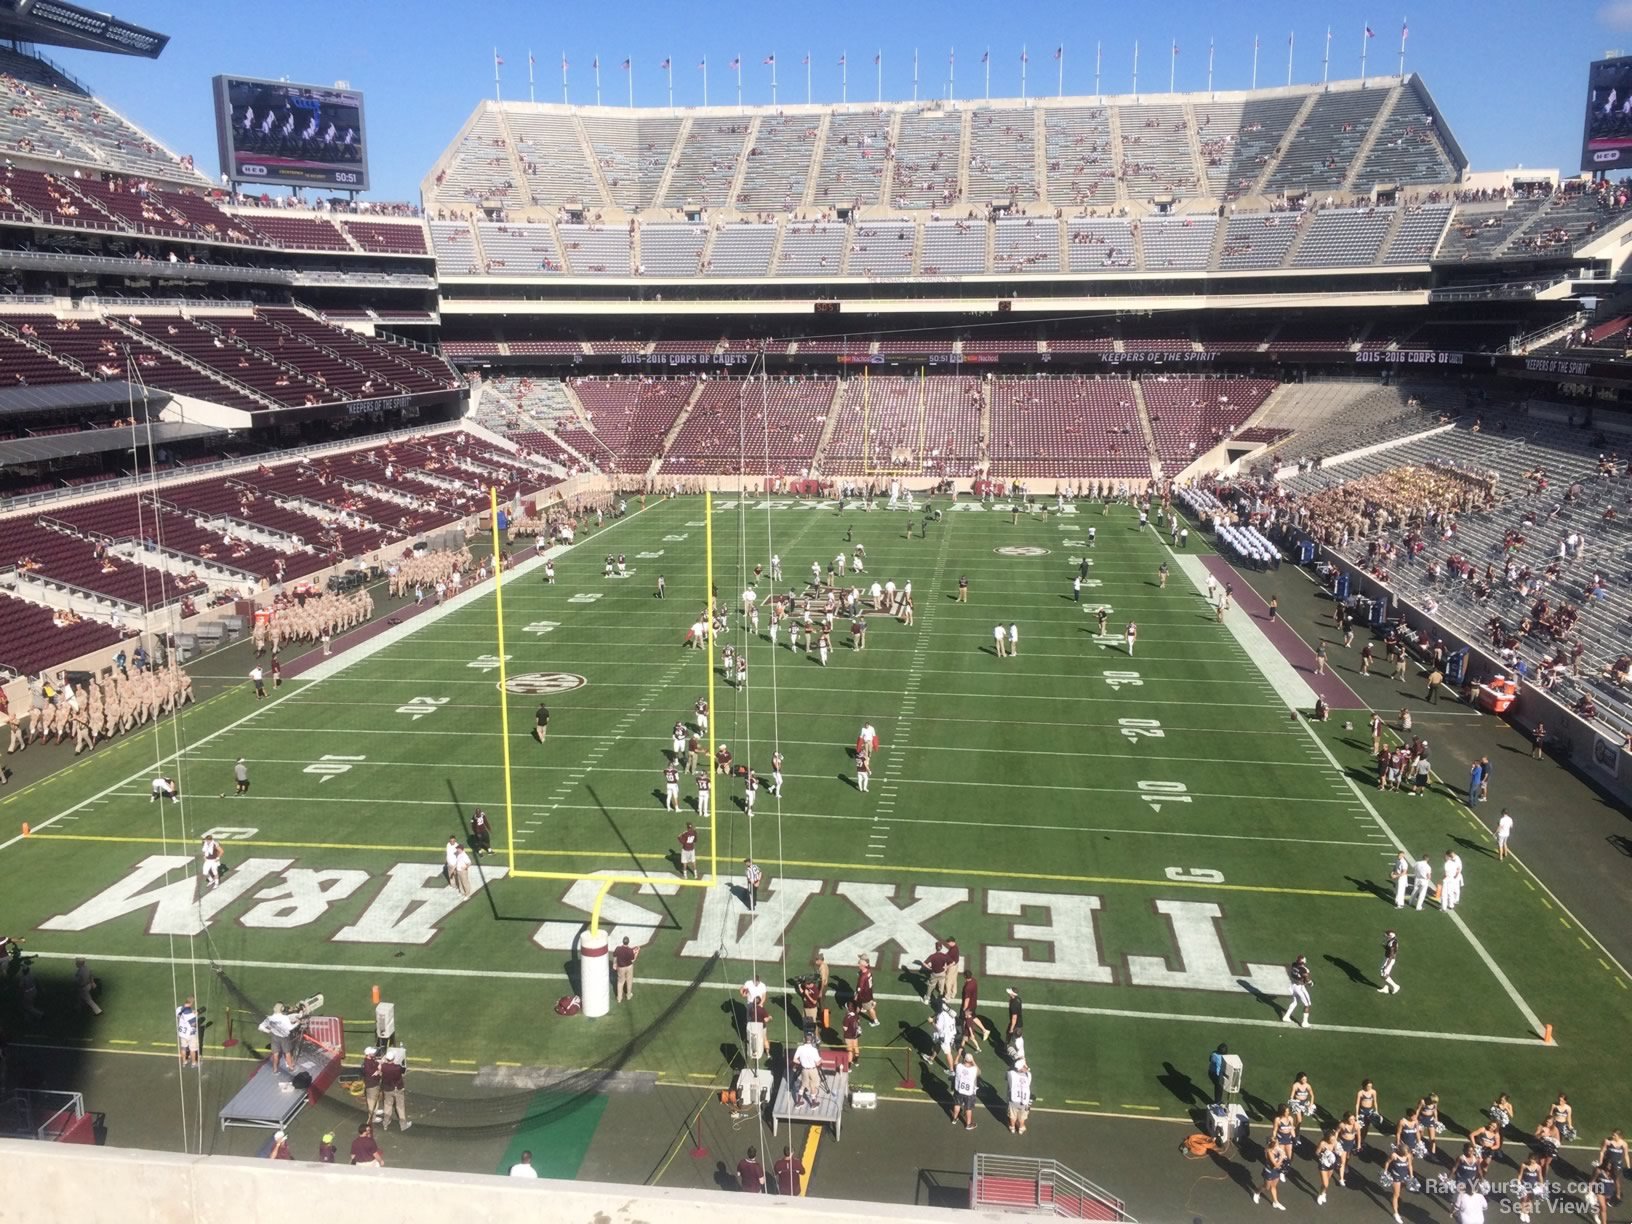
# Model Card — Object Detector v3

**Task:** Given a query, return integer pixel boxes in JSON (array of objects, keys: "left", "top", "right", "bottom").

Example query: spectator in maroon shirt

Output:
[
  {"left": 920, "top": 941, "right": 948, "bottom": 1001},
  {"left": 349, "top": 1121, "right": 383, "bottom": 1166},
  {"left": 268, "top": 1129, "right": 292, "bottom": 1160},
  {"left": 773, "top": 1145, "right": 806, "bottom": 1195},
  {"left": 317, "top": 1132, "right": 337, "bottom": 1163},
  {"left": 737, "top": 1145, "right": 765, "bottom": 1192},
  {"left": 797, "top": 976, "right": 821, "bottom": 1029},
  {"left": 960, "top": 969, "right": 992, "bottom": 1052}
]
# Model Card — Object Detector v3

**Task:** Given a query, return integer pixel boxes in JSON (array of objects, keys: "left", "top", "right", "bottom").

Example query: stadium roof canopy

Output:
[
  {"left": 0, "top": 379, "right": 168, "bottom": 419},
  {"left": 0, "top": 0, "right": 167, "bottom": 58}
]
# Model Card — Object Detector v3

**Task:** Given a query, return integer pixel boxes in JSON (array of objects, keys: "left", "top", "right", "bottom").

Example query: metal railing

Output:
[{"left": 970, "top": 1153, "right": 1136, "bottom": 1221}]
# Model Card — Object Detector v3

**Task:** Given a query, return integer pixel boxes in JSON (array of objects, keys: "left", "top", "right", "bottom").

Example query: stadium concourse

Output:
[{"left": 1, "top": 18, "right": 1631, "bottom": 1224}]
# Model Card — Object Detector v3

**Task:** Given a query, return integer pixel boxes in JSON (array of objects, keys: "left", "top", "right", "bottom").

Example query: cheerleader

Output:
[
  {"left": 1334, "top": 1112, "right": 1361, "bottom": 1186},
  {"left": 1417, "top": 1093, "right": 1444, "bottom": 1160},
  {"left": 1381, "top": 1143, "right": 1416, "bottom": 1224},
  {"left": 1355, "top": 1079, "right": 1383, "bottom": 1148},
  {"left": 1313, "top": 1130, "right": 1340, "bottom": 1206},
  {"left": 1595, "top": 1129, "right": 1626, "bottom": 1205},
  {"left": 1515, "top": 1151, "right": 1547, "bottom": 1223},
  {"left": 1546, "top": 1093, "right": 1577, "bottom": 1142},
  {"left": 1286, "top": 1073, "right": 1316, "bottom": 1147},
  {"left": 1396, "top": 1105, "right": 1428, "bottom": 1160},
  {"left": 1487, "top": 1092, "right": 1515, "bottom": 1132},
  {"left": 1470, "top": 1117, "right": 1503, "bottom": 1175},
  {"left": 1452, "top": 1143, "right": 1482, "bottom": 1195},
  {"left": 1588, "top": 1163, "right": 1615, "bottom": 1224},
  {"left": 1534, "top": 1116, "right": 1562, "bottom": 1182},
  {"left": 1252, "top": 1138, "right": 1289, "bottom": 1210},
  {"left": 1271, "top": 1105, "right": 1298, "bottom": 1163}
]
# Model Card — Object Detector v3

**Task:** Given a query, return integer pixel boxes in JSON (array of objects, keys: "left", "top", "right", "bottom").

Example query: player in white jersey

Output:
[
  {"left": 1377, "top": 930, "right": 1400, "bottom": 994},
  {"left": 200, "top": 835, "right": 223, "bottom": 889},
  {"left": 768, "top": 613, "right": 780, "bottom": 648},
  {"left": 1283, "top": 954, "right": 1314, "bottom": 1027},
  {"left": 1124, "top": 621, "right": 1138, "bottom": 656},
  {"left": 770, "top": 554, "right": 782, "bottom": 582},
  {"left": 743, "top": 771, "right": 758, "bottom": 817},
  {"left": 736, "top": 654, "right": 748, "bottom": 688},
  {"left": 770, "top": 751, "right": 784, "bottom": 796},
  {"left": 664, "top": 764, "right": 681, "bottom": 811},
  {"left": 1495, "top": 809, "right": 1513, "bottom": 860},
  {"left": 1206, "top": 573, "right": 1219, "bottom": 602},
  {"left": 1440, "top": 851, "right": 1463, "bottom": 910},
  {"left": 672, "top": 722, "right": 687, "bottom": 760},
  {"left": 818, "top": 632, "right": 831, "bottom": 667},
  {"left": 1411, "top": 856, "right": 1434, "bottom": 910},
  {"left": 1390, "top": 851, "right": 1412, "bottom": 908}
]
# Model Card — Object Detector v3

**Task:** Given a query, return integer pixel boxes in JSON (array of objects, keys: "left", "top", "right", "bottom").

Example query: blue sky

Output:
[{"left": 55, "top": 0, "right": 1632, "bottom": 201}]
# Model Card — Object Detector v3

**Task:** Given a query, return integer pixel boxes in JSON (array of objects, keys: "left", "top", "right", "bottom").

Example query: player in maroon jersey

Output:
[
  {"left": 677, "top": 821, "right": 698, "bottom": 878},
  {"left": 854, "top": 954, "right": 878, "bottom": 1026}
]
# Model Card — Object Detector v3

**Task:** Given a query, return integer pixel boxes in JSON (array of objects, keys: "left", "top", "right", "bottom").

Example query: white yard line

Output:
[
  {"left": 0, "top": 508, "right": 659, "bottom": 856},
  {"left": 25, "top": 948, "right": 1549, "bottom": 1049},
  {"left": 1162, "top": 540, "right": 1547, "bottom": 1038}
]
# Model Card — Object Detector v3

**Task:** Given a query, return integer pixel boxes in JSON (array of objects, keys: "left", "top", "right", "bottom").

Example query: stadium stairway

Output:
[
  {"left": 1180, "top": 102, "right": 1210, "bottom": 190},
  {"left": 800, "top": 112, "right": 833, "bottom": 210},
  {"left": 1342, "top": 85, "right": 1402, "bottom": 194},
  {"left": 977, "top": 379, "right": 993, "bottom": 467},
  {"left": 805, "top": 382, "right": 848, "bottom": 474},
  {"left": 725, "top": 117, "right": 759, "bottom": 210},
  {"left": 575, "top": 118, "right": 616, "bottom": 208},
  {"left": 1130, "top": 381, "right": 1162, "bottom": 479},
  {"left": 493, "top": 110, "right": 546, "bottom": 208},
  {"left": 1247, "top": 92, "right": 1317, "bottom": 194},
  {"left": 651, "top": 382, "right": 706, "bottom": 478},
  {"left": 649, "top": 119, "right": 687, "bottom": 205}
]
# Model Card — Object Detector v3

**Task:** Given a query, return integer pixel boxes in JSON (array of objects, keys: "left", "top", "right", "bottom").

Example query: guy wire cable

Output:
[{"left": 124, "top": 353, "right": 201, "bottom": 1151}]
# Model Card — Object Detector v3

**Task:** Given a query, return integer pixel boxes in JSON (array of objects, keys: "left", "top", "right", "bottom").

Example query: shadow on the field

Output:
[
  {"left": 1608, "top": 833, "right": 1632, "bottom": 858},
  {"left": 1157, "top": 1060, "right": 1210, "bottom": 1108},
  {"left": 1344, "top": 874, "right": 1393, "bottom": 904},
  {"left": 915, "top": 1168, "right": 971, "bottom": 1210},
  {"left": 1237, "top": 981, "right": 1285, "bottom": 1023},
  {"left": 1322, "top": 954, "right": 1374, "bottom": 989},
  {"left": 1452, "top": 834, "right": 1496, "bottom": 859}
]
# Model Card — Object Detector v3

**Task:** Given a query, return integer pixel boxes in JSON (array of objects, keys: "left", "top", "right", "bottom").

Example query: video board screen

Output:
[
  {"left": 1582, "top": 56, "right": 1632, "bottom": 173},
  {"left": 212, "top": 75, "right": 369, "bottom": 191}
]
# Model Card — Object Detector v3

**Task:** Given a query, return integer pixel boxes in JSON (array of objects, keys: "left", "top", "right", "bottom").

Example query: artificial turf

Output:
[{"left": 1, "top": 494, "right": 1627, "bottom": 1163}]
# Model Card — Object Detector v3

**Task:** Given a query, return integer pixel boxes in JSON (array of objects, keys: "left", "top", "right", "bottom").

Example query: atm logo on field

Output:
[{"left": 503, "top": 672, "right": 588, "bottom": 695}]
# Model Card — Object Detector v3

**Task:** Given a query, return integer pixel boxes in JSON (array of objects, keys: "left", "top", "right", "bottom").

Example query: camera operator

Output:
[{"left": 258, "top": 1001, "right": 303, "bottom": 1075}]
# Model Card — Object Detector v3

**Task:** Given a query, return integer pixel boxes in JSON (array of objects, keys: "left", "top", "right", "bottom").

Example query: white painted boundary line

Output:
[
  {"left": 1170, "top": 553, "right": 1317, "bottom": 710},
  {"left": 28, "top": 949, "right": 1547, "bottom": 1048},
  {"left": 0, "top": 507, "right": 657, "bottom": 856},
  {"left": 1163, "top": 539, "right": 1548, "bottom": 1038}
]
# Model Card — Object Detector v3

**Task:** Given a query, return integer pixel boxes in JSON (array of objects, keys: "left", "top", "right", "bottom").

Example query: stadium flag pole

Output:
[
  {"left": 1398, "top": 18, "right": 1408, "bottom": 80},
  {"left": 666, "top": 57, "right": 674, "bottom": 113},
  {"left": 1131, "top": 40, "right": 1137, "bottom": 101},
  {"left": 704, "top": 489, "right": 718, "bottom": 883},
  {"left": 493, "top": 48, "right": 503, "bottom": 103},
  {"left": 1252, "top": 34, "right": 1260, "bottom": 91},
  {"left": 985, "top": 48, "right": 991, "bottom": 101},
  {"left": 840, "top": 51, "right": 847, "bottom": 104},
  {"left": 625, "top": 56, "right": 634, "bottom": 107},
  {"left": 1169, "top": 40, "right": 1175, "bottom": 94},
  {"left": 1322, "top": 26, "right": 1330, "bottom": 87},
  {"left": 912, "top": 47, "right": 919, "bottom": 103},
  {"left": 562, "top": 53, "right": 569, "bottom": 105},
  {"left": 1361, "top": 23, "right": 1371, "bottom": 81},
  {"left": 806, "top": 52, "right": 812, "bottom": 105},
  {"left": 1094, "top": 41, "right": 1101, "bottom": 99},
  {"left": 701, "top": 56, "right": 709, "bottom": 108},
  {"left": 1287, "top": 29, "right": 1294, "bottom": 87},
  {"left": 1208, "top": 38, "right": 1215, "bottom": 99},
  {"left": 528, "top": 50, "right": 536, "bottom": 103},
  {"left": 594, "top": 55, "right": 602, "bottom": 106},
  {"left": 876, "top": 50, "right": 882, "bottom": 104},
  {"left": 948, "top": 47, "right": 954, "bottom": 102},
  {"left": 737, "top": 54, "right": 743, "bottom": 109},
  {"left": 1020, "top": 44, "right": 1028, "bottom": 103},
  {"left": 1057, "top": 44, "right": 1064, "bottom": 98},
  {"left": 488, "top": 486, "right": 518, "bottom": 879},
  {"left": 770, "top": 52, "right": 778, "bottom": 107}
]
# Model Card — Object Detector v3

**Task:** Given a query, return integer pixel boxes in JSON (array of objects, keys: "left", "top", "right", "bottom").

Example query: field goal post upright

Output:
[
  {"left": 486, "top": 487, "right": 716, "bottom": 972},
  {"left": 489, "top": 486, "right": 519, "bottom": 875}
]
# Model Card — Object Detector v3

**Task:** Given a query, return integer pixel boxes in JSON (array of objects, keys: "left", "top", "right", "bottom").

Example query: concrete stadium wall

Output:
[{"left": 0, "top": 1138, "right": 991, "bottom": 1223}]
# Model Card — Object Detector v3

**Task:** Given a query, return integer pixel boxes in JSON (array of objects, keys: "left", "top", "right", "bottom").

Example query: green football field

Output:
[{"left": 2, "top": 494, "right": 1628, "bottom": 1161}]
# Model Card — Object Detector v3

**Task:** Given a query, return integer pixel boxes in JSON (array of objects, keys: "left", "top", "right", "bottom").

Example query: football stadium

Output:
[{"left": 0, "top": 4, "right": 1630, "bottom": 1222}]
